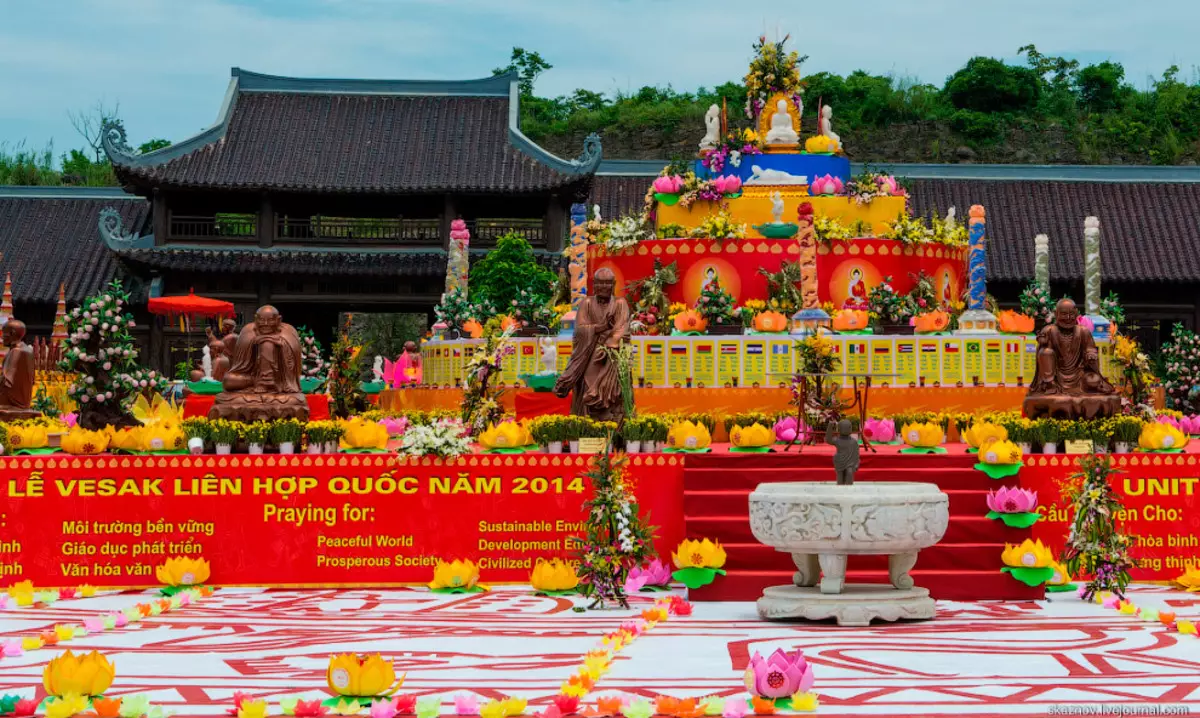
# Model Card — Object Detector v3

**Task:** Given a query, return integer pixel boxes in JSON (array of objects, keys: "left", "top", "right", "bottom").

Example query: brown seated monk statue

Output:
[
  {"left": 1024, "top": 298, "right": 1121, "bottom": 420},
  {"left": 207, "top": 305, "right": 309, "bottom": 422},
  {"left": 0, "top": 320, "right": 40, "bottom": 421}
]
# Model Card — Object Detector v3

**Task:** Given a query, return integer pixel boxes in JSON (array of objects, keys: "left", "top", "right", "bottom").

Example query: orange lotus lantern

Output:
[
  {"left": 752, "top": 310, "right": 789, "bottom": 333},
  {"left": 674, "top": 310, "right": 708, "bottom": 334},
  {"left": 461, "top": 319, "right": 483, "bottom": 338},
  {"left": 913, "top": 310, "right": 950, "bottom": 333},
  {"left": 998, "top": 310, "right": 1036, "bottom": 334},
  {"left": 832, "top": 309, "right": 869, "bottom": 332},
  {"left": 499, "top": 315, "right": 520, "bottom": 333}
]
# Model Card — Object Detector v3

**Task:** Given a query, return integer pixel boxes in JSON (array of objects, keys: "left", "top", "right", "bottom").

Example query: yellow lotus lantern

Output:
[
  {"left": 45, "top": 694, "right": 89, "bottom": 718},
  {"left": 8, "top": 423, "right": 48, "bottom": 450},
  {"left": 672, "top": 538, "right": 727, "bottom": 569},
  {"left": 140, "top": 423, "right": 184, "bottom": 452},
  {"left": 998, "top": 310, "right": 1036, "bottom": 334},
  {"left": 752, "top": 311, "right": 789, "bottom": 333},
  {"left": 901, "top": 422, "right": 944, "bottom": 448},
  {"left": 832, "top": 309, "right": 869, "bottom": 332},
  {"left": 804, "top": 135, "right": 838, "bottom": 154},
  {"left": 1048, "top": 560, "right": 1072, "bottom": 586},
  {"left": 730, "top": 423, "right": 773, "bottom": 448},
  {"left": 107, "top": 427, "right": 144, "bottom": 453},
  {"left": 1001, "top": 539, "right": 1053, "bottom": 568},
  {"left": 530, "top": 558, "right": 580, "bottom": 593},
  {"left": 478, "top": 421, "right": 533, "bottom": 450},
  {"left": 462, "top": 319, "right": 484, "bottom": 339},
  {"left": 980, "top": 440, "right": 1023, "bottom": 465},
  {"left": 913, "top": 310, "right": 950, "bottom": 334},
  {"left": 43, "top": 650, "right": 115, "bottom": 697},
  {"left": 131, "top": 393, "right": 181, "bottom": 426},
  {"left": 673, "top": 309, "right": 708, "bottom": 334},
  {"left": 963, "top": 422, "right": 1008, "bottom": 450},
  {"left": 667, "top": 420, "right": 711, "bottom": 451},
  {"left": 340, "top": 418, "right": 389, "bottom": 451},
  {"left": 327, "top": 653, "right": 404, "bottom": 697},
  {"left": 156, "top": 556, "right": 211, "bottom": 587},
  {"left": 61, "top": 428, "right": 110, "bottom": 456},
  {"left": 429, "top": 559, "right": 484, "bottom": 593},
  {"left": 1139, "top": 422, "right": 1188, "bottom": 451}
]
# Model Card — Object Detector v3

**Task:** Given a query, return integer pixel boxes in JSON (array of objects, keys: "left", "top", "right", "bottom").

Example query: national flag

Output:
[
  {"left": 921, "top": 344, "right": 938, "bottom": 353},
  {"left": 720, "top": 345, "right": 739, "bottom": 354},
  {"left": 647, "top": 344, "right": 663, "bottom": 355},
  {"left": 944, "top": 343, "right": 959, "bottom": 354},
  {"left": 898, "top": 344, "right": 914, "bottom": 354},
  {"left": 771, "top": 344, "right": 790, "bottom": 354},
  {"left": 873, "top": 346, "right": 890, "bottom": 354},
  {"left": 558, "top": 344, "right": 573, "bottom": 355},
  {"left": 522, "top": 344, "right": 534, "bottom": 355},
  {"left": 453, "top": 349, "right": 461, "bottom": 357},
  {"left": 966, "top": 342, "right": 981, "bottom": 353},
  {"left": 848, "top": 343, "right": 866, "bottom": 354},
  {"left": 670, "top": 346, "right": 688, "bottom": 355},
  {"left": 1005, "top": 342, "right": 1020, "bottom": 352},
  {"left": 696, "top": 344, "right": 713, "bottom": 354},
  {"left": 986, "top": 341, "right": 1001, "bottom": 354},
  {"left": 747, "top": 344, "right": 764, "bottom": 355}
]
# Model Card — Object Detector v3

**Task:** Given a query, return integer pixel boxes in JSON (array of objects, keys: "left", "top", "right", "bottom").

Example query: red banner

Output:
[
  {"left": 0, "top": 453, "right": 684, "bottom": 588},
  {"left": 1023, "top": 453, "right": 1200, "bottom": 581}
]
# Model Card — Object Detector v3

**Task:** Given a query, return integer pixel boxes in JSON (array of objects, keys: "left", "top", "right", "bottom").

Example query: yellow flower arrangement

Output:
[
  {"left": 156, "top": 556, "right": 211, "bottom": 587},
  {"left": 326, "top": 653, "right": 403, "bottom": 697},
  {"left": 1001, "top": 539, "right": 1053, "bottom": 568},
  {"left": 530, "top": 559, "right": 579, "bottom": 593},
  {"left": 7, "top": 423, "right": 48, "bottom": 450},
  {"left": 43, "top": 650, "right": 115, "bottom": 697},
  {"left": 667, "top": 420, "right": 711, "bottom": 451},
  {"left": 687, "top": 211, "right": 746, "bottom": 240},
  {"left": 804, "top": 135, "right": 838, "bottom": 154},
  {"left": 730, "top": 423, "right": 773, "bottom": 448},
  {"left": 61, "top": 427, "right": 110, "bottom": 455},
  {"left": 963, "top": 422, "right": 1008, "bottom": 450}
]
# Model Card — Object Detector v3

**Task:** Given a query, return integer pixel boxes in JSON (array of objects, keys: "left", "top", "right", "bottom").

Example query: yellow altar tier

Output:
[
  {"left": 657, "top": 194, "right": 906, "bottom": 238},
  {"left": 421, "top": 335, "right": 1118, "bottom": 390}
]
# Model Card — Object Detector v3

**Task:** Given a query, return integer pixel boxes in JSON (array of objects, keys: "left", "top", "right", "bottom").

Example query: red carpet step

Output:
[{"left": 680, "top": 450, "right": 1044, "bottom": 603}]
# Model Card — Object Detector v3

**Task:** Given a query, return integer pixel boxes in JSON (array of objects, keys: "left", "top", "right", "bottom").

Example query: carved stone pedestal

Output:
[
  {"left": 758, "top": 584, "right": 935, "bottom": 626},
  {"left": 749, "top": 481, "right": 949, "bottom": 624}
]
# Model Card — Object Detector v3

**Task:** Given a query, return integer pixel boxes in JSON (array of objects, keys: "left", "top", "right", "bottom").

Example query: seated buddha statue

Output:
[
  {"left": 208, "top": 305, "right": 309, "bottom": 421},
  {"left": 0, "top": 320, "right": 40, "bottom": 421},
  {"left": 764, "top": 99, "right": 799, "bottom": 145},
  {"left": 1024, "top": 299, "right": 1121, "bottom": 419}
]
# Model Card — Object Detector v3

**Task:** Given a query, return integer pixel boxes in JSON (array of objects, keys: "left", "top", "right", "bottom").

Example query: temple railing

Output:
[
  {"left": 275, "top": 217, "right": 441, "bottom": 244},
  {"left": 168, "top": 214, "right": 257, "bottom": 241},
  {"left": 466, "top": 219, "right": 546, "bottom": 246}
]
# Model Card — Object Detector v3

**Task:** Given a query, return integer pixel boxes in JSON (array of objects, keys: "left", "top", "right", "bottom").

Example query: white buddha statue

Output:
[
  {"left": 765, "top": 99, "right": 799, "bottom": 145},
  {"left": 820, "top": 105, "right": 841, "bottom": 149},
  {"left": 747, "top": 165, "right": 807, "bottom": 185},
  {"left": 770, "top": 191, "right": 785, "bottom": 224},
  {"left": 699, "top": 104, "right": 720, "bottom": 151}
]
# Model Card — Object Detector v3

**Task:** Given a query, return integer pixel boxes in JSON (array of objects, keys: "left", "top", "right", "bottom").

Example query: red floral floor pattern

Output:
[{"left": 1, "top": 586, "right": 1198, "bottom": 716}]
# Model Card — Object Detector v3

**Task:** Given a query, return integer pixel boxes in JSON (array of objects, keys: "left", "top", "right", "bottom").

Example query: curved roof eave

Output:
[{"left": 506, "top": 81, "right": 602, "bottom": 178}]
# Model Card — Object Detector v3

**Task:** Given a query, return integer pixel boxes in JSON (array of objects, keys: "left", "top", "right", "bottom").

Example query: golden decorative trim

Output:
[
  {"left": 832, "top": 245, "right": 845, "bottom": 255},
  {"left": 849, "top": 245, "right": 861, "bottom": 255},
  {"left": 725, "top": 243, "right": 739, "bottom": 254},
  {"left": 637, "top": 245, "right": 649, "bottom": 255},
  {"left": 651, "top": 245, "right": 662, "bottom": 255},
  {"left": 863, "top": 245, "right": 875, "bottom": 255},
  {"left": 679, "top": 244, "right": 691, "bottom": 254},
  {"left": 780, "top": 245, "right": 793, "bottom": 255},
  {"left": 756, "top": 242, "right": 769, "bottom": 253},
  {"left": 817, "top": 245, "right": 829, "bottom": 255},
  {"left": 665, "top": 244, "right": 677, "bottom": 254},
  {"left": 695, "top": 243, "right": 707, "bottom": 254}
]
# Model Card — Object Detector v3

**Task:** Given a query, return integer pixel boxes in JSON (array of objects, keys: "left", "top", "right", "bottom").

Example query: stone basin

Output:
[{"left": 749, "top": 481, "right": 950, "bottom": 624}]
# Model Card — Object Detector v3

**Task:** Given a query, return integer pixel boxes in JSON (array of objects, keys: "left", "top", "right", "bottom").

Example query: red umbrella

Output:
[{"left": 148, "top": 289, "right": 235, "bottom": 320}]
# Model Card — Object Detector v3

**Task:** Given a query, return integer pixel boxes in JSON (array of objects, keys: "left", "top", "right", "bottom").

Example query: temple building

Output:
[{"left": 3, "top": 69, "right": 1200, "bottom": 370}]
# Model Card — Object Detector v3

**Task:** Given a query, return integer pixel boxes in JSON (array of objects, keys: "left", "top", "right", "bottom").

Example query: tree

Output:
[
  {"left": 469, "top": 232, "right": 555, "bottom": 313},
  {"left": 68, "top": 101, "right": 121, "bottom": 162},
  {"left": 138, "top": 138, "right": 171, "bottom": 154},
  {"left": 1076, "top": 62, "right": 1125, "bottom": 112},
  {"left": 349, "top": 313, "right": 427, "bottom": 362},
  {"left": 493, "top": 47, "right": 552, "bottom": 97},
  {"left": 944, "top": 57, "right": 1041, "bottom": 113},
  {"left": 1018, "top": 44, "right": 1079, "bottom": 88}
]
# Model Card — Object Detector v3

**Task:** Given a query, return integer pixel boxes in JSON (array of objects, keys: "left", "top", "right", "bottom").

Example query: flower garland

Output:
[
  {"left": 575, "top": 453, "right": 656, "bottom": 609},
  {"left": 844, "top": 171, "right": 908, "bottom": 205},
  {"left": 1060, "top": 454, "right": 1136, "bottom": 600}
]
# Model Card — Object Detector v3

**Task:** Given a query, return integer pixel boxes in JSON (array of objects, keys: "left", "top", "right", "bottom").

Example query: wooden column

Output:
[
  {"left": 257, "top": 277, "right": 271, "bottom": 309},
  {"left": 440, "top": 195, "right": 457, "bottom": 250},
  {"left": 544, "top": 195, "right": 565, "bottom": 252},
  {"left": 257, "top": 193, "right": 274, "bottom": 248},
  {"left": 152, "top": 189, "right": 168, "bottom": 246}
]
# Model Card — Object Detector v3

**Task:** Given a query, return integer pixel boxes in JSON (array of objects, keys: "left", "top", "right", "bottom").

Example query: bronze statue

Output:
[
  {"left": 553, "top": 268, "right": 631, "bottom": 422},
  {"left": 220, "top": 318, "right": 238, "bottom": 358},
  {"left": 1024, "top": 298, "right": 1121, "bottom": 419},
  {"left": 0, "top": 320, "right": 38, "bottom": 420},
  {"left": 207, "top": 305, "right": 308, "bottom": 421},
  {"left": 209, "top": 334, "right": 231, "bottom": 382},
  {"left": 826, "top": 419, "right": 859, "bottom": 485}
]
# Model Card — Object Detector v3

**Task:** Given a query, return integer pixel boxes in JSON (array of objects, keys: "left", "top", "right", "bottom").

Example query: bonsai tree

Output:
[
  {"left": 470, "top": 232, "right": 554, "bottom": 320},
  {"left": 297, "top": 326, "right": 327, "bottom": 382},
  {"left": 60, "top": 279, "right": 167, "bottom": 429}
]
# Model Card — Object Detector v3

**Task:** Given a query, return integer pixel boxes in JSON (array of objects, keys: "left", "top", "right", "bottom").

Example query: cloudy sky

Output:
[{"left": 3, "top": 0, "right": 1198, "bottom": 156}]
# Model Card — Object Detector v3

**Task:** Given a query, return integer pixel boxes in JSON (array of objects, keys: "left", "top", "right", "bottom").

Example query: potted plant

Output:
[
  {"left": 644, "top": 414, "right": 670, "bottom": 452},
  {"left": 1111, "top": 417, "right": 1143, "bottom": 454},
  {"left": 209, "top": 419, "right": 241, "bottom": 455},
  {"left": 529, "top": 416, "right": 561, "bottom": 454},
  {"left": 867, "top": 276, "right": 914, "bottom": 335},
  {"left": 1003, "top": 418, "right": 1034, "bottom": 455},
  {"left": 182, "top": 418, "right": 210, "bottom": 455},
  {"left": 623, "top": 416, "right": 645, "bottom": 453},
  {"left": 271, "top": 419, "right": 304, "bottom": 455},
  {"left": 1035, "top": 419, "right": 1061, "bottom": 454},
  {"left": 696, "top": 277, "right": 742, "bottom": 335},
  {"left": 562, "top": 417, "right": 585, "bottom": 454},
  {"left": 243, "top": 421, "right": 270, "bottom": 455},
  {"left": 305, "top": 421, "right": 333, "bottom": 455}
]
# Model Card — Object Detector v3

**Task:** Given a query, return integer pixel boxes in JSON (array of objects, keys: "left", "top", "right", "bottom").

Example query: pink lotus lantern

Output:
[
  {"left": 379, "top": 417, "right": 409, "bottom": 437},
  {"left": 810, "top": 174, "right": 843, "bottom": 196},
  {"left": 773, "top": 416, "right": 810, "bottom": 443},
  {"left": 624, "top": 558, "right": 672, "bottom": 592},
  {"left": 1077, "top": 315, "right": 1094, "bottom": 332},
  {"left": 743, "top": 649, "right": 815, "bottom": 699},
  {"left": 863, "top": 418, "right": 895, "bottom": 443},
  {"left": 877, "top": 175, "right": 903, "bottom": 195},
  {"left": 986, "top": 486, "right": 1038, "bottom": 514},
  {"left": 713, "top": 175, "right": 743, "bottom": 196},
  {"left": 653, "top": 175, "right": 685, "bottom": 194},
  {"left": 1183, "top": 415, "right": 1200, "bottom": 435},
  {"left": 1158, "top": 415, "right": 1182, "bottom": 431}
]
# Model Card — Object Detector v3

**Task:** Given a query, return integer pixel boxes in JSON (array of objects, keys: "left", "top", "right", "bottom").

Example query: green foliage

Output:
[
  {"left": 138, "top": 138, "right": 171, "bottom": 154},
  {"left": 945, "top": 57, "right": 1041, "bottom": 113},
  {"left": 492, "top": 47, "right": 553, "bottom": 97},
  {"left": 469, "top": 233, "right": 555, "bottom": 314},
  {"left": 349, "top": 313, "right": 426, "bottom": 363}
]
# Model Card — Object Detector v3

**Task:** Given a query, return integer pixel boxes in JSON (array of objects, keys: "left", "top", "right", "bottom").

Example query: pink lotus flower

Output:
[
  {"left": 712, "top": 175, "right": 742, "bottom": 195},
  {"left": 774, "top": 416, "right": 810, "bottom": 443},
  {"left": 863, "top": 418, "right": 895, "bottom": 443},
  {"left": 877, "top": 175, "right": 903, "bottom": 195},
  {"left": 380, "top": 417, "right": 409, "bottom": 437},
  {"left": 722, "top": 700, "right": 748, "bottom": 718},
  {"left": 450, "top": 218, "right": 471, "bottom": 243},
  {"left": 624, "top": 558, "right": 672, "bottom": 592},
  {"left": 1158, "top": 415, "right": 1182, "bottom": 431},
  {"left": 1077, "top": 315, "right": 1094, "bottom": 332},
  {"left": 63, "top": 412, "right": 79, "bottom": 428},
  {"left": 743, "top": 649, "right": 815, "bottom": 698},
  {"left": 810, "top": 174, "right": 844, "bottom": 196},
  {"left": 653, "top": 175, "right": 685, "bottom": 194},
  {"left": 1184, "top": 415, "right": 1200, "bottom": 435},
  {"left": 2, "top": 640, "right": 22, "bottom": 657},
  {"left": 113, "top": 612, "right": 128, "bottom": 627},
  {"left": 83, "top": 618, "right": 104, "bottom": 632},
  {"left": 1102, "top": 594, "right": 1120, "bottom": 609},
  {"left": 986, "top": 486, "right": 1038, "bottom": 514},
  {"left": 453, "top": 694, "right": 478, "bottom": 716}
]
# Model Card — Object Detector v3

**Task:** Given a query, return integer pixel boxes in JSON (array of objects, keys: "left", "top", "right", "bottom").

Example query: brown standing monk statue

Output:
[
  {"left": 553, "top": 268, "right": 631, "bottom": 422},
  {"left": 0, "top": 320, "right": 39, "bottom": 420},
  {"left": 1024, "top": 298, "right": 1121, "bottom": 419},
  {"left": 208, "top": 306, "right": 309, "bottom": 421},
  {"left": 826, "top": 419, "right": 860, "bottom": 485}
]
